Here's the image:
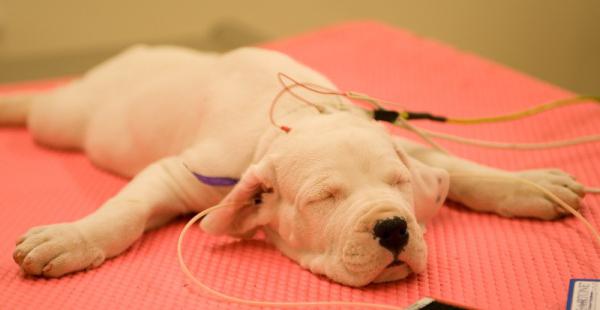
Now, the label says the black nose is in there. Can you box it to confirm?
[373,216,409,254]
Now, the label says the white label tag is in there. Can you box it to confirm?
[567,279,600,310]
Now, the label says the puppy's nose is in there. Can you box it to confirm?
[373,216,409,254]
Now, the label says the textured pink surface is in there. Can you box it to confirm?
[1,21,599,309]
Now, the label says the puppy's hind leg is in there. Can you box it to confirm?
[0,93,34,126]
[1,86,88,150]
[26,83,94,150]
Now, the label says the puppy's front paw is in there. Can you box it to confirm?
[13,223,106,277]
[496,169,585,220]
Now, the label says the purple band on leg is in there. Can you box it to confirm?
[182,162,239,186]
[191,172,239,186]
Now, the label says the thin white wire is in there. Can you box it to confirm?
[177,204,403,309]
[450,173,600,249]
[585,187,600,194]
[395,118,450,154]
[397,120,600,249]
[398,122,600,191]
[415,127,600,150]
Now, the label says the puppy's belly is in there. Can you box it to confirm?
[83,94,205,177]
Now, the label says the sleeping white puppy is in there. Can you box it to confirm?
[4,46,584,287]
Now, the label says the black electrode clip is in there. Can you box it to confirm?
[372,108,447,124]
[373,109,401,123]
[404,112,447,122]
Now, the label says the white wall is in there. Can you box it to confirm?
[0,0,598,93]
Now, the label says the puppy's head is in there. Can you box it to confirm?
[201,113,449,287]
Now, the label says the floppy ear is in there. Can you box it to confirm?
[201,160,276,238]
[395,145,450,223]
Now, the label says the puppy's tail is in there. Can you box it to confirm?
[0,93,35,126]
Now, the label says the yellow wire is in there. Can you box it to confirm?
[445,95,600,125]
[353,92,599,127]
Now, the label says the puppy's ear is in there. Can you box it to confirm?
[394,144,449,223]
[201,160,276,238]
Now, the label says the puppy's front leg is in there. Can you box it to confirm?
[13,157,206,277]
[397,138,585,220]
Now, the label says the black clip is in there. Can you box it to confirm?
[373,109,400,123]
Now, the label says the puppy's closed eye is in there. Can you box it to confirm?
[302,186,341,208]
[306,190,335,204]
[386,171,411,187]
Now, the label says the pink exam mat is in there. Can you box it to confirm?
[1,21,599,309]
